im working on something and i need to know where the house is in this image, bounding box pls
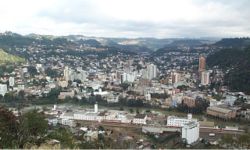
[58,90,75,99]
[84,130,98,141]
[133,114,147,125]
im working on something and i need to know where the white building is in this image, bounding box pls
[93,88,109,96]
[60,118,75,127]
[167,114,198,127]
[36,63,43,73]
[0,84,7,96]
[22,67,28,73]
[63,66,70,81]
[72,70,88,82]
[145,92,151,101]
[48,118,59,126]
[133,114,147,125]
[9,77,15,87]
[106,93,119,103]
[146,64,157,80]
[74,112,103,122]
[225,95,237,106]
[94,103,98,113]
[182,121,200,145]
[201,71,210,85]
[121,72,136,83]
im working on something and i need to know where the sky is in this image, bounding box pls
[0,0,249,38]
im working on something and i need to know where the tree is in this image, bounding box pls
[120,83,130,91]
[27,66,38,76]
[47,88,61,100]
[17,109,48,148]
[177,85,189,91]
[45,67,59,78]
[0,106,19,148]
[219,134,234,148]
[4,92,16,102]
[47,127,76,149]
[17,90,25,100]
[238,134,250,148]
[98,126,105,131]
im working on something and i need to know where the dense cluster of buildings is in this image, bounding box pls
[1,37,250,148]
[49,104,148,125]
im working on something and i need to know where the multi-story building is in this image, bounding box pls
[146,64,157,80]
[133,114,147,125]
[206,106,237,119]
[63,66,70,81]
[201,71,210,85]
[121,72,136,83]
[167,114,198,127]
[0,84,7,96]
[171,72,180,84]
[182,121,200,145]
[9,77,15,87]
[58,90,75,99]
[182,96,196,108]
[198,56,206,72]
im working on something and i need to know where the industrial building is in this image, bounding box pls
[206,106,237,119]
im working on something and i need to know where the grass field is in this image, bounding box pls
[0,49,25,64]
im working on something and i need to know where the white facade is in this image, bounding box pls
[58,80,68,88]
[201,71,210,85]
[72,70,88,82]
[9,77,15,87]
[145,92,151,101]
[106,94,119,103]
[121,72,136,83]
[48,118,59,126]
[64,66,70,81]
[146,64,157,80]
[132,114,147,125]
[0,84,7,96]
[94,103,98,113]
[60,118,75,127]
[182,121,200,145]
[225,95,237,106]
[36,64,43,73]
[167,114,198,127]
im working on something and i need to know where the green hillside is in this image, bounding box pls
[0,49,25,64]
[207,46,250,94]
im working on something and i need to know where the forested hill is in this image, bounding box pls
[207,46,250,94]
[213,38,250,48]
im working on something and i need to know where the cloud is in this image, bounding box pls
[0,0,249,38]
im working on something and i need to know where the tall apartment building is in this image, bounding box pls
[201,71,210,85]
[198,56,206,72]
[146,64,157,80]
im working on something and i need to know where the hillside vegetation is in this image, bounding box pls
[207,47,250,94]
[0,49,25,64]
[214,38,250,48]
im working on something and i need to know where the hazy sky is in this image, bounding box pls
[0,0,249,38]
